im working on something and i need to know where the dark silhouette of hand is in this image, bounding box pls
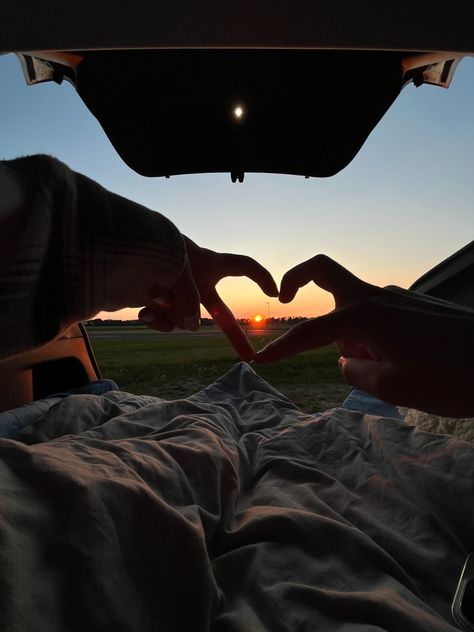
[139,237,278,361]
[255,255,474,417]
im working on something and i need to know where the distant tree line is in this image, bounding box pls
[238,316,310,327]
[84,316,311,327]
[84,318,141,327]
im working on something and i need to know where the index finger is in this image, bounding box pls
[280,254,375,307]
[255,305,362,364]
[201,287,256,362]
[217,253,279,298]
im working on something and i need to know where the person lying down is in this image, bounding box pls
[1,155,474,631]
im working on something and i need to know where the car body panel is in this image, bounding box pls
[2,1,474,54]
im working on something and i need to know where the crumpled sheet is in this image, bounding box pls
[0,363,472,631]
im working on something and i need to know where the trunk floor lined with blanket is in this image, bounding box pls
[0,363,470,631]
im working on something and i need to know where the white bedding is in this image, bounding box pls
[0,363,472,631]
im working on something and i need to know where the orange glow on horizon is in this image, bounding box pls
[95,295,328,322]
[88,268,452,322]
[94,265,416,323]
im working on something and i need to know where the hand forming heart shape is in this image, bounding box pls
[139,244,474,417]
[206,253,378,363]
[218,253,378,363]
[140,246,376,363]
[253,254,474,418]
[139,235,279,362]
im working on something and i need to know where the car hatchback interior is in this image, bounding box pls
[2,46,472,411]
[1,4,474,629]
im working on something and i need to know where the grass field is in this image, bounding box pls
[87,326,350,413]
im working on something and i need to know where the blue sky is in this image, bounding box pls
[1,52,473,318]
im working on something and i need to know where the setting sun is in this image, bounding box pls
[253,314,264,323]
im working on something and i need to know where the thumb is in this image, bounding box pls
[339,356,396,403]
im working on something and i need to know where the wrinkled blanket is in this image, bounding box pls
[0,363,472,631]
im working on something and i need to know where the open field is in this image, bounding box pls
[87,326,350,413]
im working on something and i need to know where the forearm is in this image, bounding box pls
[0,155,185,360]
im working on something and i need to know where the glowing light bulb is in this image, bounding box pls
[233,105,244,119]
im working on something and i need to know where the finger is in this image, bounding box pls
[201,287,255,362]
[171,259,201,331]
[339,356,398,404]
[255,307,357,364]
[216,253,279,297]
[280,254,374,307]
[138,307,174,332]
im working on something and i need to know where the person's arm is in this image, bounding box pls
[1,155,278,363]
[0,155,186,360]
[0,161,31,270]
[255,254,474,417]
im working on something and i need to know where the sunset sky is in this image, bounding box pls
[1,52,474,320]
